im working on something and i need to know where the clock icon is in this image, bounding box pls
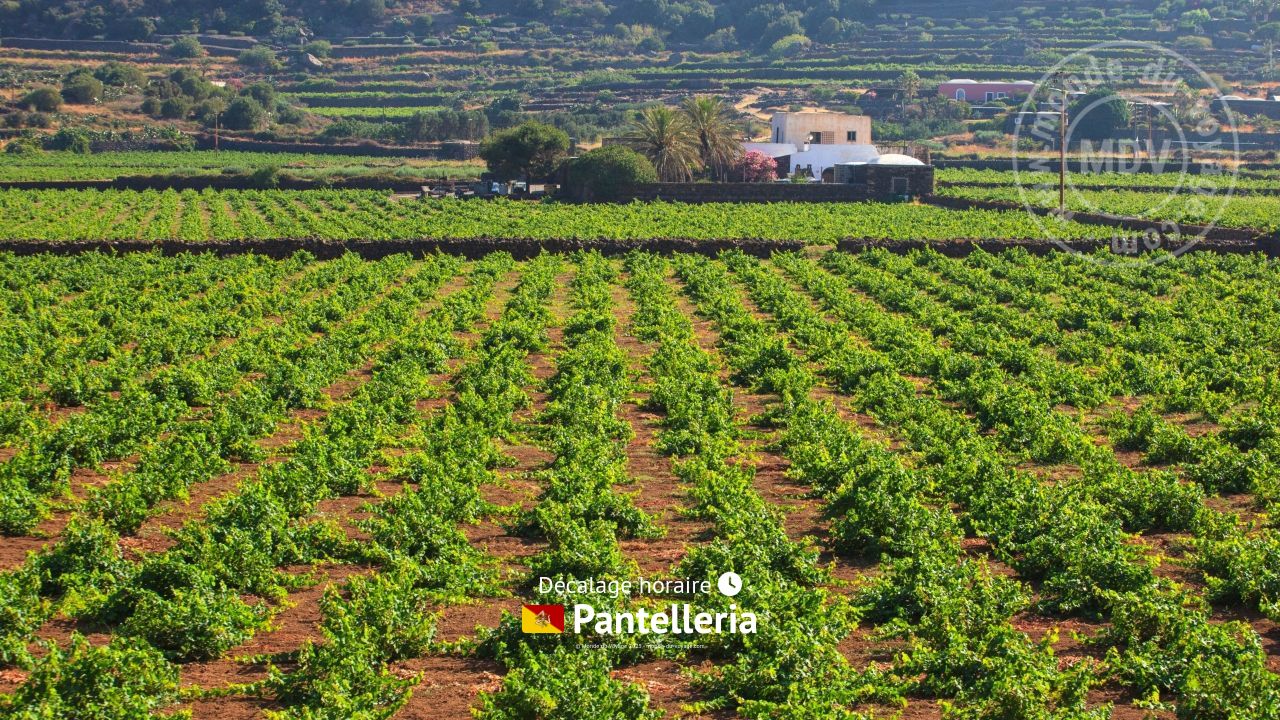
[717,571,742,597]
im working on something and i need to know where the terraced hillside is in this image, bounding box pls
[1,0,1274,149]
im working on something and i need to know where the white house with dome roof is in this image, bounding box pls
[832,153,932,197]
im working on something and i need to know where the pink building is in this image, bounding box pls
[936,79,1035,103]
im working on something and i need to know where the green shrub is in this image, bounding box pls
[120,585,267,661]
[223,97,267,131]
[479,120,570,182]
[4,137,44,155]
[561,145,656,202]
[46,128,92,154]
[103,556,270,661]
[319,571,436,661]
[93,61,147,87]
[476,646,661,720]
[168,36,204,58]
[61,76,104,104]
[1174,35,1213,50]
[0,635,180,717]
[303,40,333,57]
[35,519,129,601]
[0,568,47,665]
[1103,588,1280,716]
[22,86,62,112]
[159,96,191,120]
[249,165,281,188]
[238,46,282,71]
[767,33,810,59]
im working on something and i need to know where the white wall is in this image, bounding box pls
[770,113,872,145]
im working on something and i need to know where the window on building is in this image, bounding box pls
[955,88,966,101]
[807,131,822,144]
[846,131,858,142]
[891,177,910,195]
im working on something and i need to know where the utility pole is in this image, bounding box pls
[1059,96,1066,213]
[1152,102,1162,161]
[1052,72,1068,215]
[214,111,220,151]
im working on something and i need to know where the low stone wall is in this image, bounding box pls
[295,94,451,108]
[329,45,432,58]
[923,195,1264,242]
[190,134,478,160]
[1,37,161,53]
[618,182,869,203]
[153,34,258,49]
[0,36,242,57]
[838,236,1276,258]
[933,158,1222,174]
[940,181,1280,197]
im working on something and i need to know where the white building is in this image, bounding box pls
[766,111,871,145]
[743,111,879,181]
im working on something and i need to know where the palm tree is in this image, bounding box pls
[895,70,921,119]
[624,106,701,183]
[680,95,742,181]
[1169,80,1204,127]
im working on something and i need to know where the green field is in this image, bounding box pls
[939,183,1280,231]
[1,0,1279,714]
[937,168,1280,192]
[2,247,1280,718]
[0,189,1123,242]
[0,151,483,182]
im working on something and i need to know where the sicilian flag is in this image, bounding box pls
[521,604,565,633]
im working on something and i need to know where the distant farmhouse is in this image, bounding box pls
[743,111,932,197]
[937,79,1036,103]
[596,108,933,202]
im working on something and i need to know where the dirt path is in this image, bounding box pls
[0,263,343,565]
[611,278,711,574]
[734,92,772,125]
[391,268,573,720]
[670,262,939,715]
[186,267,524,717]
[131,270,475,557]
[173,267,508,720]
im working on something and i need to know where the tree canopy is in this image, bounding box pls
[1069,87,1132,141]
[479,121,571,182]
[561,145,657,201]
[623,106,701,183]
[681,96,742,181]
